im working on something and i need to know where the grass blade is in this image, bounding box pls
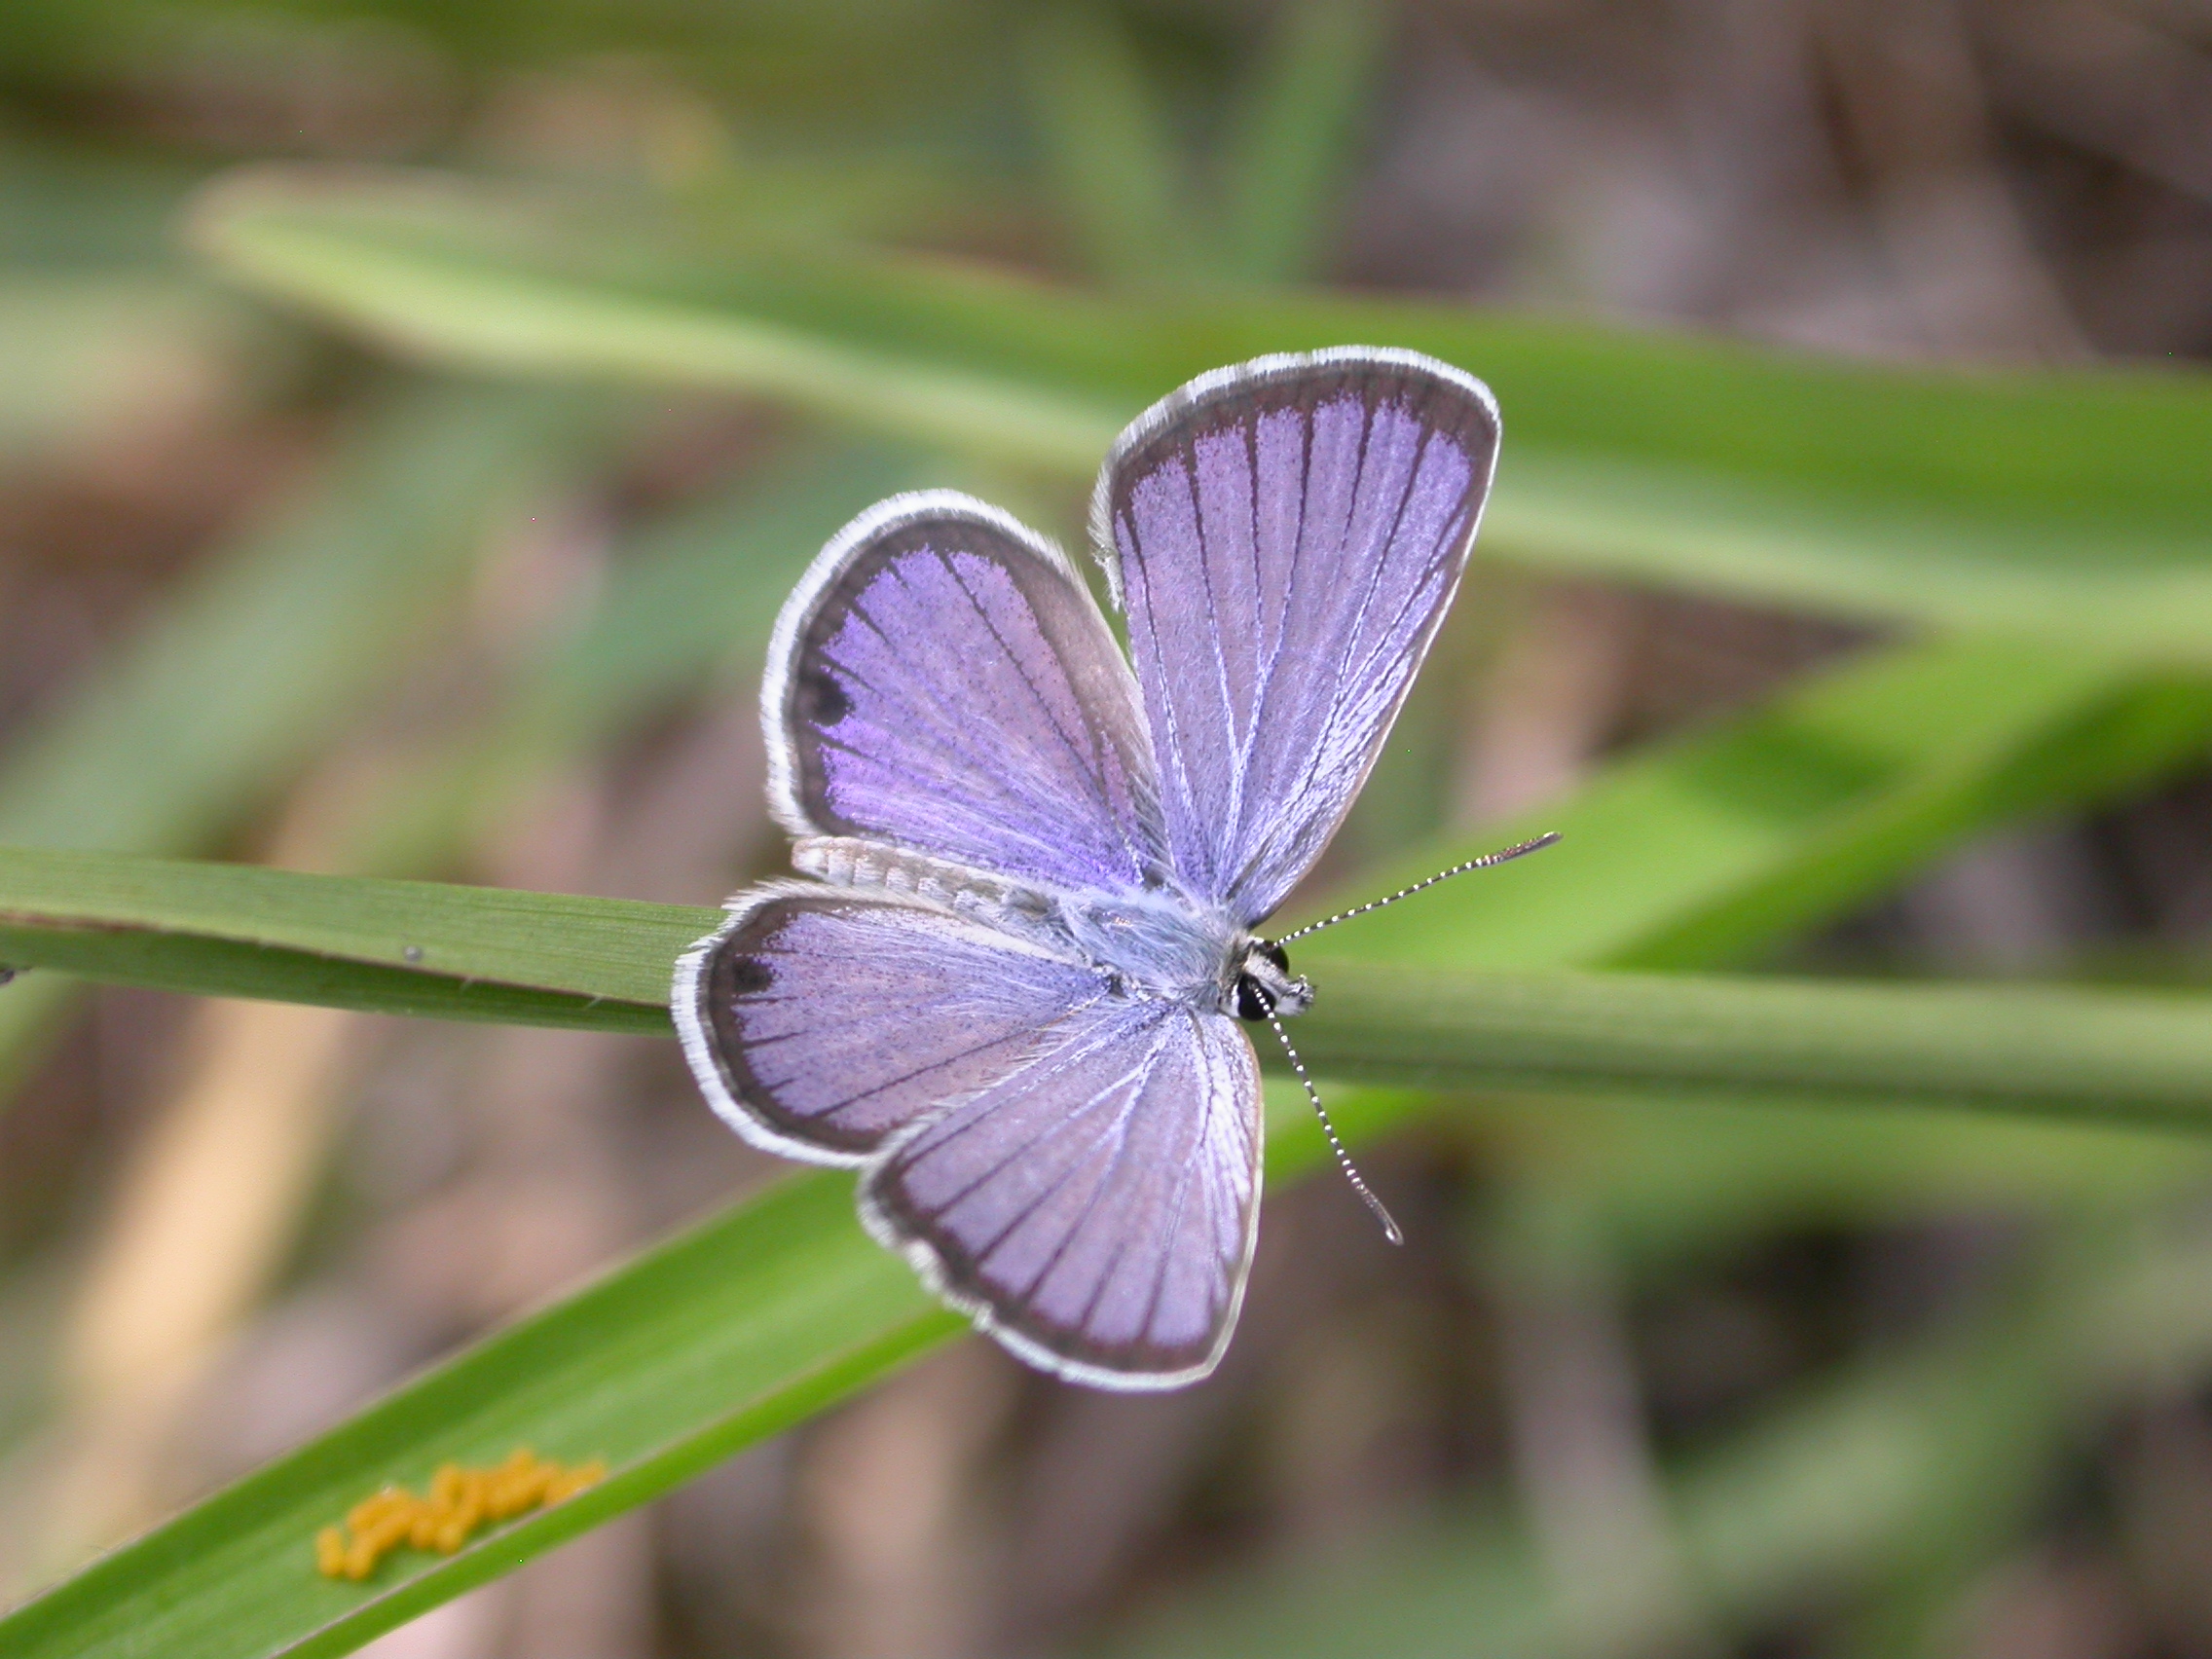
[0,1173,955,1659]
[0,849,702,1033]
[1292,961,2212,1127]
[1288,642,2211,972]
[5,848,2212,1130]
[189,166,2212,648]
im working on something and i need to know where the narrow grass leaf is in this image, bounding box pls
[1304,640,2206,973]
[189,166,2212,649]
[0,1173,957,1659]
[0,849,703,1031]
[7,849,2212,1130]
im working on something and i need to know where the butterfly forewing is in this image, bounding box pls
[862,1001,1261,1389]
[675,887,1111,1166]
[766,491,1165,896]
[1091,350,1500,923]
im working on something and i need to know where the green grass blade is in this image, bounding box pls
[0,849,704,1031]
[189,166,2212,648]
[0,1173,957,1659]
[191,169,1124,477]
[1292,961,2212,1128]
[0,1079,1417,1659]
[1287,641,2206,972]
[6,847,2212,1131]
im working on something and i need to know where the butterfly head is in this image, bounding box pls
[1231,938,1310,1021]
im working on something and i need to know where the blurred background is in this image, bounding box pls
[5,1,2212,1655]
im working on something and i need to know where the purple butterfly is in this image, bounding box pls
[675,349,1509,1389]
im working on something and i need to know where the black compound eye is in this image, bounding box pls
[1234,940,1292,1022]
[1234,974,1272,1022]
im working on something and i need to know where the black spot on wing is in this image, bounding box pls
[796,666,850,727]
[715,951,776,999]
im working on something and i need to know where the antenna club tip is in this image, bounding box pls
[1382,1221,1405,1246]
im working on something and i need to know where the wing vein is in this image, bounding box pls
[1012,1018,1169,1302]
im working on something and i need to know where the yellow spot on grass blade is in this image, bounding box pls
[313,1449,606,1581]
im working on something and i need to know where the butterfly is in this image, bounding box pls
[674,347,1520,1390]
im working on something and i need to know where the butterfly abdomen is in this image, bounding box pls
[793,835,1054,928]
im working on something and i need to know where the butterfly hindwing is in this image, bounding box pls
[862,999,1262,1389]
[765,490,1165,896]
[1090,349,1500,923]
[675,885,1111,1166]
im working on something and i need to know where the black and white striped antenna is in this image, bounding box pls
[1274,831,1560,945]
[1263,831,1560,1242]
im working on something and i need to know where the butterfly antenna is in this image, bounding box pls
[1274,831,1561,945]
[1258,994,1402,1246]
